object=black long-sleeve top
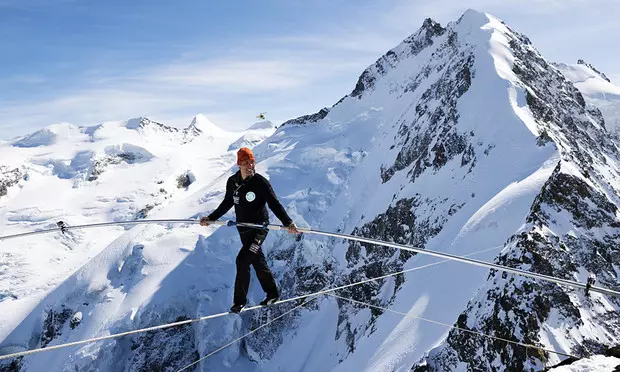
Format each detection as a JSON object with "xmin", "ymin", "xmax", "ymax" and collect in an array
[{"xmin": 207, "ymin": 171, "xmax": 293, "ymax": 226}]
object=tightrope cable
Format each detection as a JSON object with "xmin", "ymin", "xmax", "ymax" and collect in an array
[
  {"xmin": 0, "ymin": 244, "xmax": 501, "ymax": 361},
  {"xmin": 328, "ymin": 293, "xmax": 577, "ymax": 360},
  {"xmin": 177, "ymin": 296, "xmax": 318, "ymax": 372},
  {"xmin": 1, "ymin": 219, "xmax": 615, "ymax": 297}
]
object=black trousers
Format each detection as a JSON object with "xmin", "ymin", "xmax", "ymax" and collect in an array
[{"xmin": 234, "ymin": 227, "xmax": 278, "ymax": 305}]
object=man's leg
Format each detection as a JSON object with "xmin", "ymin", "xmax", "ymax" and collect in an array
[
  {"xmin": 253, "ymin": 249, "xmax": 279, "ymax": 297},
  {"xmin": 234, "ymin": 248, "xmax": 252, "ymax": 305},
  {"xmin": 247, "ymin": 230, "xmax": 279, "ymax": 298}
]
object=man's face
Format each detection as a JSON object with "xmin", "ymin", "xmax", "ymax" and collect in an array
[{"xmin": 239, "ymin": 159, "xmax": 255, "ymax": 177}]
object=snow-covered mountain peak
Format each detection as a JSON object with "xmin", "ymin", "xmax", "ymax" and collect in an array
[
  {"xmin": 348, "ymin": 15, "xmax": 447, "ymax": 100},
  {"xmin": 556, "ymin": 61, "xmax": 620, "ymax": 97},
  {"xmin": 555, "ymin": 61, "xmax": 620, "ymax": 136},
  {"xmin": 125, "ymin": 117, "xmax": 165, "ymax": 131},
  {"xmin": 228, "ymin": 120, "xmax": 276, "ymax": 151},
  {"xmin": 12, "ymin": 122, "xmax": 84, "ymax": 148},
  {"xmin": 246, "ymin": 120, "xmax": 275, "ymax": 130},
  {"xmin": 347, "ymin": 10, "xmax": 517, "ymax": 105},
  {"xmin": 455, "ymin": 8, "xmax": 491, "ymax": 28},
  {"xmin": 188, "ymin": 114, "xmax": 226, "ymax": 135},
  {"xmin": 120, "ymin": 115, "xmax": 223, "ymax": 144},
  {"xmin": 124, "ymin": 116, "xmax": 185, "ymax": 138},
  {"xmin": 405, "ymin": 17, "xmax": 446, "ymax": 45},
  {"xmin": 577, "ymin": 59, "xmax": 611, "ymax": 82}
]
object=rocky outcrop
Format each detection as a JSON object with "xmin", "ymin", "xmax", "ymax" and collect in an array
[
  {"xmin": 0, "ymin": 166, "xmax": 23, "ymax": 198},
  {"xmin": 380, "ymin": 31, "xmax": 475, "ymax": 183},
  {"xmin": 281, "ymin": 108, "xmax": 330, "ymax": 127},
  {"xmin": 413, "ymin": 20, "xmax": 620, "ymax": 372},
  {"xmin": 577, "ymin": 59, "xmax": 611, "ymax": 83}
]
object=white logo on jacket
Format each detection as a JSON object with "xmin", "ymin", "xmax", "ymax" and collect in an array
[{"xmin": 245, "ymin": 191, "xmax": 256, "ymax": 202}]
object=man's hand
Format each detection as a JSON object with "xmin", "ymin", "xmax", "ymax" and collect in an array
[
  {"xmin": 287, "ymin": 222, "xmax": 299, "ymax": 234},
  {"xmin": 200, "ymin": 217, "xmax": 213, "ymax": 226}
]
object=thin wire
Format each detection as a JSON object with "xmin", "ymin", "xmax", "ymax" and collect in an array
[
  {"xmin": 2, "ymin": 215, "xmax": 606, "ymax": 363},
  {"xmin": 0, "ymin": 244, "xmax": 502, "ymax": 361},
  {"xmin": 0, "ymin": 309, "xmax": 230, "ymax": 361},
  {"xmin": 179, "ymin": 245, "xmax": 504, "ymax": 371},
  {"xmin": 0, "ymin": 219, "xmax": 203, "ymax": 241},
  {"xmin": 237, "ymin": 222, "xmax": 620, "ymax": 298},
  {"xmin": 328, "ymin": 293, "xmax": 578, "ymax": 360},
  {"xmin": 177, "ymin": 296, "xmax": 318, "ymax": 372},
  {"xmin": 2, "ymin": 218, "xmax": 616, "ymax": 297}
]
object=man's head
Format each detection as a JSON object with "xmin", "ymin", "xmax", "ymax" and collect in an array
[{"xmin": 237, "ymin": 147, "xmax": 255, "ymax": 179}]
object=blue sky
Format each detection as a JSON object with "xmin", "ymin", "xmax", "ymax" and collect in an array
[{"xmin": 1, "ymin": 0, "xmax": 619, "ymax": 139}]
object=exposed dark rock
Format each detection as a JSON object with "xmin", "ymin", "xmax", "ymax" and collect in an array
[
  {"xmin": 244, "ymin": 236, "xmax": 331, "ymax": 360},
  {"xmin": 135, "ymin": 204, "xmax": 155, "ymax": 219},
  {"xmin": 69, "ymin": 312, "xmax": 82, "ymax": 330},
  {"xmin": 528, "ymin": 166, "xmax": 618, "ymax": 229},
  {"xmin": 177, "ymin": 174, "xmax": 192, "ymax": 189},
  {"xmin": 351, "ymin": 18, "xmax": 446, "ymax": 99},
  {"xmin": 125, "ymin": 315, "xmax": 199, "ymax": 371},
  {"xmin": 536, "ymin": 130, "xmax": 553, "ymax": 146},
  {"xmin": 88, "ymin": 154, "xmax": 140, "ymax": 181},
  {"xmin": 543, "ymin": 344, "xmax": 620, "ymax": 371},
  {"xmin": 127, "ymin": 117, "xmax": 202, "ymax": 144},
  {"xmin": 0, "ymin": 357, "xmax": 22, "ymax": 372},
  {"xmin": 127, "ymin": 117, "xmax": 178, "ymax": 134},
  {"xmin": 0, "ymin": 166, "xmax": 23, "ymax": 198},
  {"xmin": 41, "ymin": 307, "xmax": 74, "ymax": 348},
  {"xmin": 413, "ymin": 24, "xmax": 620, "ymax": 372},
  {"xmin": 281, "ymin": 108, "xmax": 330, "ymax": 127},
  {"xmin": 337, "ymin": 196, "xmax": 447, "ymax": 354},
  {"xmin": 381, "ymin": 47, "xmax": 475, "ymax": 183},
  {"xmin": 577, "ymin": 59, "xmax": 611, "ymax": 82}
]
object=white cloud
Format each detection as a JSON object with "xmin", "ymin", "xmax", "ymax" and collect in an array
[
  {"xmin": 144, "ymin": 57, "xmax": 365, "ymax": 93},
  {"xmin": 150, "ymin": 60, "xmax": 304, "ymax": 91},
  {"xmin": 0, "ymin": 50, "xmax": 369, "ymax": 139},
  {"xmin": 0, "ymin": 25, "xmax": 378, "ymax": 140},
  {"xmin": 269, "ymin": 32, "xmax": 397, "ymax": 55},
  {"xmin": 1, "ymin": 0, "xmax": 619, "ymax": 140},
  {"xmin": 0, "ymin": 89, "xmax": 209, "ymax": 137}
]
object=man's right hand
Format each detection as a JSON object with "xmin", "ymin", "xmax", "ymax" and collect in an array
[
  {"xmin": 287, "ymin": 222, "xmax": 299, "ymax": 234},
  {"xmin": 200, "ymin": 217, "xmax": 213, "ymax": 226}
]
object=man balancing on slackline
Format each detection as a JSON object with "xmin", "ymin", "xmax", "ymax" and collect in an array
[{"xmin": 201, "ymin": 147, "xmax": 299, "ymax": 313}]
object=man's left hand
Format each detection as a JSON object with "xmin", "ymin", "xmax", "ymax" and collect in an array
[{"xmin": 287, "ymin": 222, "xmax": 299, "ymax": 234}]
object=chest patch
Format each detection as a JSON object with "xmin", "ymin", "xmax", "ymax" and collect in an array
[{"xmin": 245, "ymin": 191, "xmax": 256, "ymax": 202}]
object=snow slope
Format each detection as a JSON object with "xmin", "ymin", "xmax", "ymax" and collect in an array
[
  {"xmin": 414, "ymin": 13, "xmax": 620, "ymax": 372},
  {"xmin": 555, "ymin": 61, "xmax": 620, "ymax": 136},
  {"xmin": 0, "ymin": 116, "xmax": 246, "ymax": 345},
  {"xmin": 228, "ymin": 120, "xmax": 276, "ymax": 151},
  {"xmin": 548, "ymin": 355, "xmax": 620, "ymax": 372}
]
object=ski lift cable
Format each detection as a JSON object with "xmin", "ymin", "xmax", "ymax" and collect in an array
[
  {"xmin": 177, "ymin": 296, "xmax": 319, "ymax": 372},
  {"xmin": 327, "ymin": 293, "xmax": 578, "ymax": 360},
  {"xmin": 0, "ymin": 245, "xmax": 501, "ymax": 361},
  {"xmin": 1, "ymin": 218, "xmax": 617, "ymax": 297}
]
